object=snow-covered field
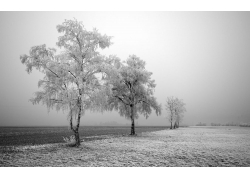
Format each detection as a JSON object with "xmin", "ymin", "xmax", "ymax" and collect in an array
[{"xmin": 1, "ymin": 126, "xmax": 250, "ymax": 167}]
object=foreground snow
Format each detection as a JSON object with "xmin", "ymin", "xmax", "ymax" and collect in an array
[{"xmin": 1, "ymin": 127, "xmax": 250, "ymax": 167}]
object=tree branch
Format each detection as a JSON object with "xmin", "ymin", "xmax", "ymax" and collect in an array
[
  {"xmin": 49, "ymin": 99, "xmax": 64, "ymax": 103},
  {"xmin": 70, "ymin": 53, "xmax": 80, "ymax": 64},
  {"xmin": 137, "ymin": 99, "xmax": 150, "ymax": 106},
  {"xmin": 46, "ymin": 67, "xmax": 60, "ymax": 78},
  {"xmin": 68, "ymin": 70, "xmax": 77, "ymax": 79},
  {"xmin": 84, "ymin": 69, "xmax": 101, "ymax": 80},
  {"xmin": 40, "ymin": 80, "xmax": 66, "ymax": 91},
  {"xmin": 114, "ymin": 95, "xmax": 130, "ymax": 106}
]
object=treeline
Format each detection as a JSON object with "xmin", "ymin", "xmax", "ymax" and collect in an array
[
  {"xmin": 239, "ymin": 124, "xmax": 250, "ymax": 127},
  {"xmin": 196, "ymin": 122, "xmax": 207, "ymax": 126},
  {"xmin": 196, "ymin": 122, "xmax": 250, "ymax": 127}
]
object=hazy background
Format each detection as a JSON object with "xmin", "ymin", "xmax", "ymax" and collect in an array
[{"xmin": 0, "ymin": 11, "xmax": 250, "ymax": 126}]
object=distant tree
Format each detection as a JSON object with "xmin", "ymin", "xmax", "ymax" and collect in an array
[
  {"xmin": 165, "ymin": 96, "xmax": 177, "ymax": 129},
  {"xmin": 107, "ymin": 55, "xmax": 162, "ymax": 135},
  {"xmin": 20, "ymin": 19, "xmax": 115, "ymax": 146},
  {"xmin": 211, "ymin": 123, "xmax": 221, "ymax": 126},
  {"xmin": 165, "ymin": 97, "xmax": 186, "ymax": 129},
  {"xmin": 196, "ymin": 122, "xmax": 206, "ymax": 126},
  {"xmin": 173, "ymin": 99, "xmax": 186, "ymax": 128}
]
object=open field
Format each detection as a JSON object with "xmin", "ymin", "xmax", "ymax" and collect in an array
[
  {"xmin": 0, "ymin": 126, "xmax": 169, "ymax": 146},
  {"xmin": 1, "ymin": 126, "xmax": 250, "ymax": 167}
]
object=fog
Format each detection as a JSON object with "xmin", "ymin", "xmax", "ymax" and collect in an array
[{"xmin": 0, "ymin": 12, "xmax": 250, "ymax": 126}]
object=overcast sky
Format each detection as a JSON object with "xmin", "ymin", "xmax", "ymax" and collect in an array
[{"xmin": 0, "ymin": 11, "xmax": 250, "ymax": 126}]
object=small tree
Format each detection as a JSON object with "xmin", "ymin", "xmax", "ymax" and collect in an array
[
  {"xmin": 166, "ymin": 97, "xmax": 186, "ymax": 129},
  {"xmin": 165, "ymin": 96, "xmax": 177, "ymax": 129},
  {"xmin": 20, "ymin": 19, "xmax": 113, "ymax": 146},
  {"xmin": 173, "ymin": 99, "xmax": 186, "ymax": 128},
  {"xmin": 107, "ymin": 55, "xmax": 162, "ymax": 135}
]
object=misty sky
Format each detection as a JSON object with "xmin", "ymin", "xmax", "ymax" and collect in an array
[{"xmin": 0, "ymin": 11, "xmax": 250, "ymax": 126}]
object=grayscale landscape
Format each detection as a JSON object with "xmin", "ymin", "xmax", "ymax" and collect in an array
[{"xmin": 1, "ymin": 11, "xmax": 250, "ymax": 168}]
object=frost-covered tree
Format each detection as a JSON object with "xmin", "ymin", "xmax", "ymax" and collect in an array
[
  {"xmin": 165, "ymin": 97, "xmax": 186, "ymax": 129},
  {"xmin": 20, "ymin": 19, "xmax": 114, "ymax": 146},
  {"xmin": 165, "ymin": 96, "xmax": 178, "ymax": 129},
  {"xmin": 173, "ymin": 99, "xmax": 186, "ymax": 128},
  {"xmin": 107, "ymin": 55, "xmax": 162, "ymax": 135}
]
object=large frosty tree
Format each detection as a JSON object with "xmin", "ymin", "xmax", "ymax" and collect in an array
[
  {"xmin": 20, "ymin": 19, "xmax": 114, "ymax": 146},
  {"xmin": 107, "ymin": 55, "xmax": 162, "ymax": 135}
]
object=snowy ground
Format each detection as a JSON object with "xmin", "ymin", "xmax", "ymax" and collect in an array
[{"xmin": 1, "ymin": 126, "xmax": 250, "ymax": 167}]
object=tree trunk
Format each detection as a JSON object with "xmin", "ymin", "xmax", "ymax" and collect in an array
[
  {"xmin": 131, "ymin": 118, "xmax": 135, "ymax": 135},
  {"xmin": 170, "ymin": 114, "xmax": 173, "ymax": 129},
  {"xmin": 130, "ymin": 105, "xmax": 135, "ymax": 135},
  {"xmin": 69, "ymin": 110, "xmax": 81, "ymax": 147},
  {"xmin": 75, "ymin": 100, "xmax": 82, "ymax": 147},
  {"xmin": 74, "ymin": 130, "xmax": 80, "ymax": 146}
]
